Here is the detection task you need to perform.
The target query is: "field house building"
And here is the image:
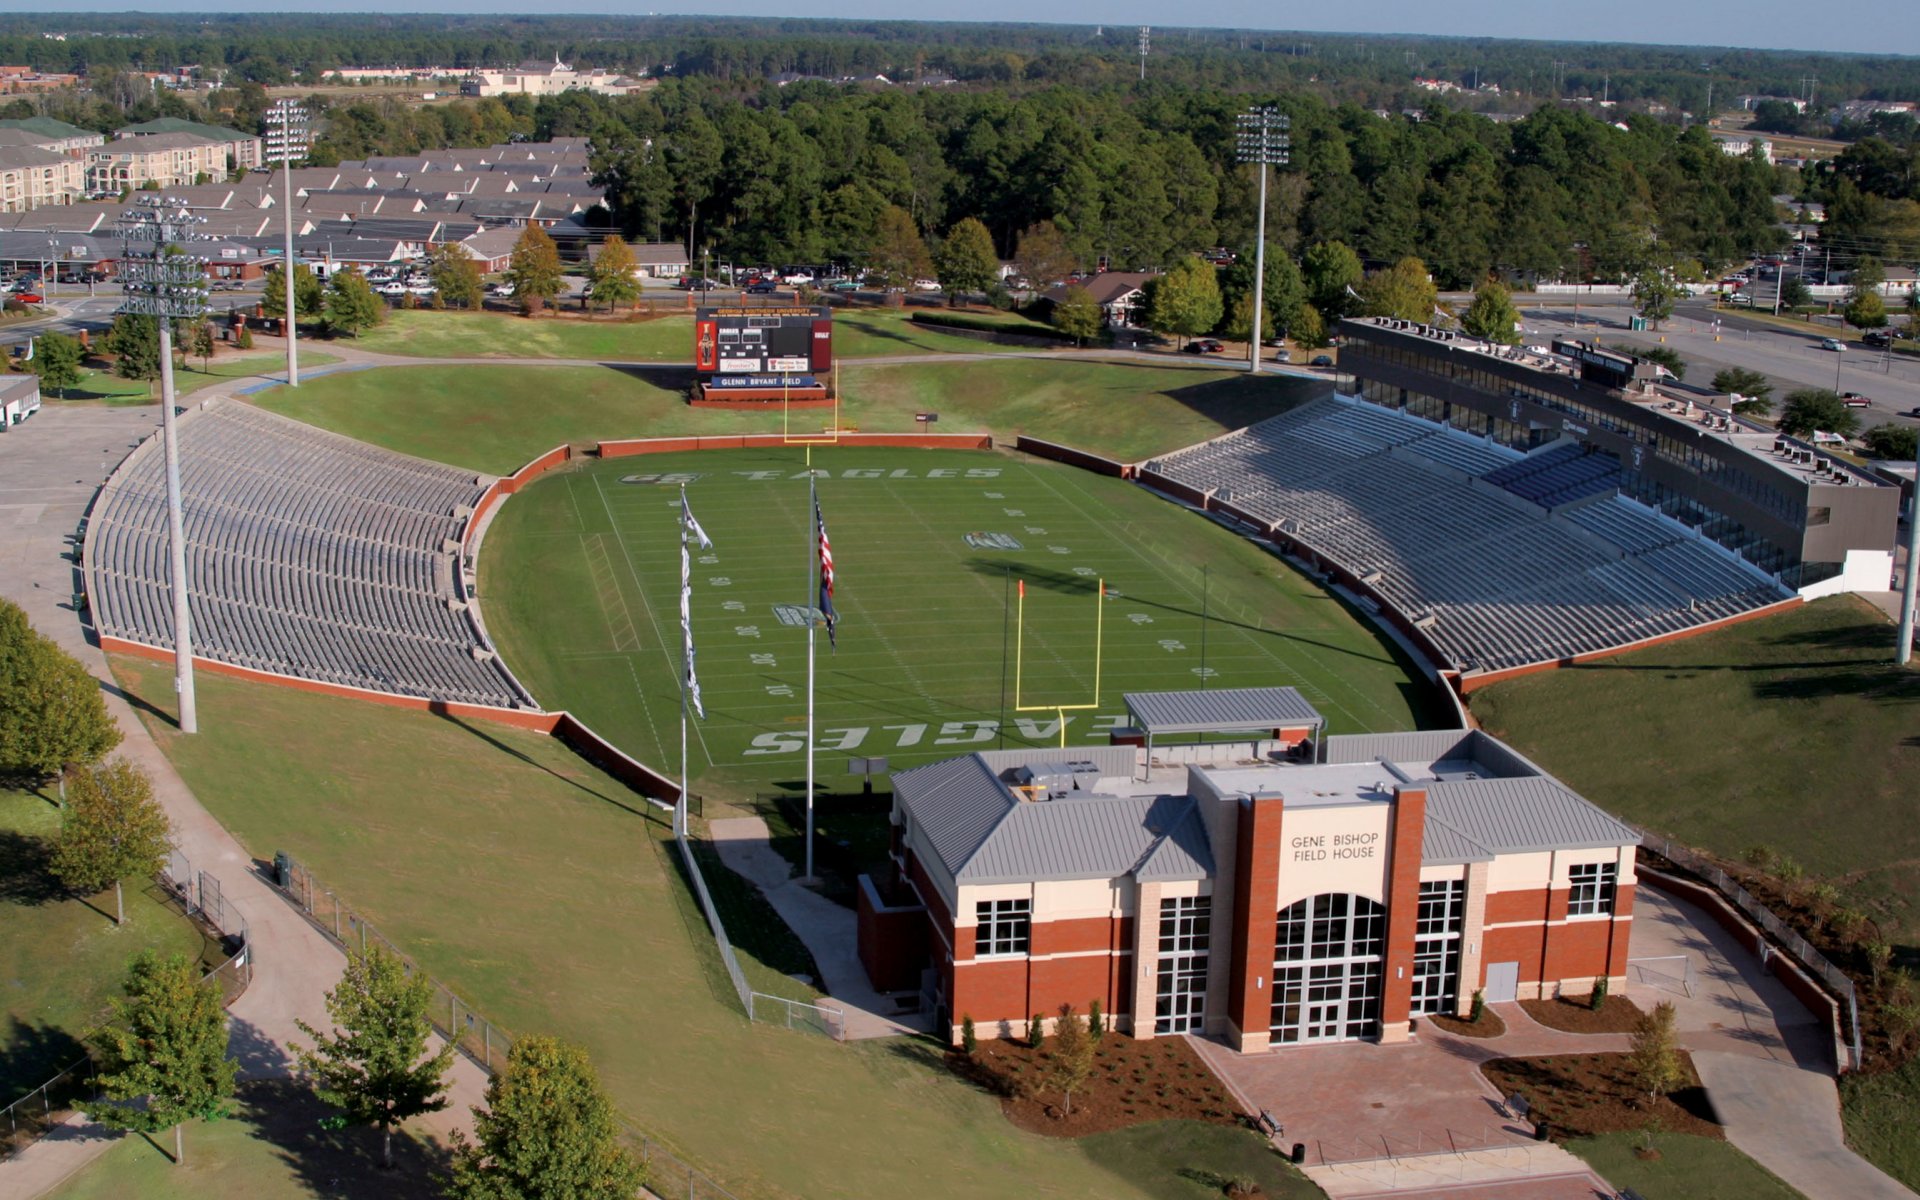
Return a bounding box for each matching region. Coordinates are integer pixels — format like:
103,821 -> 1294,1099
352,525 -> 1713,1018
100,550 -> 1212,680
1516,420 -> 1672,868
857,688 -> 1640,1050
1336,317 -> 1899,595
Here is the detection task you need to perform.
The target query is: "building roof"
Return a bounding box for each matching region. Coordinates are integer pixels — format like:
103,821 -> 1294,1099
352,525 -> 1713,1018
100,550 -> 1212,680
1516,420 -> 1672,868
1044,271 -> 1157,307
1124,687 -> 1324,736
0,144 -> 67,170
0,117 -> 100,141
1422,776 -> 1640,863
119,117 -> 255,144
894,749 -> 1211,886
101,132 -> 221,153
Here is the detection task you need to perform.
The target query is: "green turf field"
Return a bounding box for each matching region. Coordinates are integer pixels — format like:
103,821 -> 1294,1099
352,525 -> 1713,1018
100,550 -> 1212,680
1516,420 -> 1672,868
1469,595 -> 1920,944
0,788 -> 212,1106
248,358 -> 1317,475
342,306 -> 1052,362
1566,1133 -> 1805,1199
101,655 -> 1322,1200
478,446 -> 1445,801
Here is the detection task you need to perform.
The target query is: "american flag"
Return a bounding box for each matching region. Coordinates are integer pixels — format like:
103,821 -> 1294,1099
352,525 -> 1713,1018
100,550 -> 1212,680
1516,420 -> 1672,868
815,490 -> 837,650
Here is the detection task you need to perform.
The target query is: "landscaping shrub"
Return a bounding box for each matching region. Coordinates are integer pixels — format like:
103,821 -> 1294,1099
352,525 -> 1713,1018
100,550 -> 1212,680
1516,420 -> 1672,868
1030,1012 -> 1045,1049
1591,976 -> 1609,1012
1089,999 -> 1105,1043
1471,989 -> 1486,1022
961,1014 -> 976,1056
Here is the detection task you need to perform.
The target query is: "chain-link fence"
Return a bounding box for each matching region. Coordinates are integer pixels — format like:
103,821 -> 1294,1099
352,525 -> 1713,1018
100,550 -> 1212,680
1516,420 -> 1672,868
269,852 -> 746,1199
1639,832 -> 1863,1069
2,852 -> 252,1162
748,992 -> 845,1040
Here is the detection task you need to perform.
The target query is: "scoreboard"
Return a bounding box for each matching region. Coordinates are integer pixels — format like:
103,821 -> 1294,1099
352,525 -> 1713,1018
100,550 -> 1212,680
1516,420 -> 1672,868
694,305 -> 832,377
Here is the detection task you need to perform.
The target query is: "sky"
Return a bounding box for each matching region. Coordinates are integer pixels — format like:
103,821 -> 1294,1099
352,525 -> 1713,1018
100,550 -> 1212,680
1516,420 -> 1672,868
21,0 -> 1918,57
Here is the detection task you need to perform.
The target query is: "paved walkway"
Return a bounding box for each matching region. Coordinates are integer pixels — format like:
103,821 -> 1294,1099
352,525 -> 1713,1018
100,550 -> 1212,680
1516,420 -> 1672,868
0,400 -> 489,1197
707,816 -> 930,1039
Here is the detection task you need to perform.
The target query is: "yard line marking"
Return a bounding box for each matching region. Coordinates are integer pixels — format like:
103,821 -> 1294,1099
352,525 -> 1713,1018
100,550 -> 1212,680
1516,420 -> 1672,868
581,532 -> 642,653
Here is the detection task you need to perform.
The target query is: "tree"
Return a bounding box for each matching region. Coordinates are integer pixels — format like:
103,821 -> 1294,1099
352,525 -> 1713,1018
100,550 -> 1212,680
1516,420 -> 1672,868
1460,280 -> 1521,343
1303,240 -> 1364,322
1627,1000 -> 1684,1105
1632,270 -> 1681,329
1051,284 -> 1101,347
445,1036 -> 645,1200
104,313 -> 160,387
1845,289 -> 1888,330
1638,345 -> 1687,381
1146,255 -> 1223,348
1044,1004 -> 1095,1117
51,759 -> 171,926
1289,302 -> 1329,349
1779,276 -> 1813,310
88,950 -> 236,1165
0,598 -> 121,795
1359,257 -> 1440,324
1014,220 -> 1076,290
291,944 -> 455,1169
505,223 -> 565,314
868,205 -> 932,291
1778,389 -> 1861,439
427,243 -> 484,311
260,262 -> 324,323
1711,367 -> 1773,410
1863,424 -> 1919,461
585,234 -> 639,313
29,331 -> 83,399
189,322 -> 216,373
322,269 -> 385,338
933,217 -> 999,306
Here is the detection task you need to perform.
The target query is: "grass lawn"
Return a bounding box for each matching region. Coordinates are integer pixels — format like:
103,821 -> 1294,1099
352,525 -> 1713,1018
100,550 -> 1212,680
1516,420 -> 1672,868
102,654 -> 1320,1200
1841,1056 -> 1920,1192
0,788 -> 212,1106
247,357 -> 1317,476
1566,1132 -> 1805,1199
38,352 -> 342,405
1468,595 -> 1920,945
479,448 -> 1443,801
336,306 -> 1055,363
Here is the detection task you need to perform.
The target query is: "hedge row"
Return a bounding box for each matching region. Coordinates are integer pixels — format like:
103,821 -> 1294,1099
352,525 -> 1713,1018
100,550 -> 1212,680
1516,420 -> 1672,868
908,310 -> 1078,343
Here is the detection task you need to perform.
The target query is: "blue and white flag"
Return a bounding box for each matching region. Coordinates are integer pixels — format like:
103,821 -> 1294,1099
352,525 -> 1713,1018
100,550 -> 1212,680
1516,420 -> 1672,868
680,486 -> 712,719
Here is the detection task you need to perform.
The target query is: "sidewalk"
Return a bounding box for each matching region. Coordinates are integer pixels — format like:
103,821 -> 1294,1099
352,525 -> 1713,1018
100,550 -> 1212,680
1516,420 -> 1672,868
0,399 -> 489,1197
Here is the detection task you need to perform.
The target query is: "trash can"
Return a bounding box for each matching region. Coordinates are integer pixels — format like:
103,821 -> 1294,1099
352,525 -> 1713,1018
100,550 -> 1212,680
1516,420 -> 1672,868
1533,1121 -> 1550,1142
273,851 -> 290,888
1289,1143 -> 1306,1165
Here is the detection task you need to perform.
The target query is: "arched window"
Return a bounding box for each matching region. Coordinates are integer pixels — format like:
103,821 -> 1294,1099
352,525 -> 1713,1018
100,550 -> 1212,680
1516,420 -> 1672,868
1271,893 -> 1386,1044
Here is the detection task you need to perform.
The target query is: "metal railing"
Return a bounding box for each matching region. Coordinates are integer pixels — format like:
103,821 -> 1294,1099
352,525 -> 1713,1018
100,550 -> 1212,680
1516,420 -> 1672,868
1309,1122 -> 1529,1166
2,852 -> 252,1161
269,852 -> 744,1200
1627,954 -> 1697,999
675,836 -> 753,1014
748,992 -> 845,1040
1639,832 -> 1863,1069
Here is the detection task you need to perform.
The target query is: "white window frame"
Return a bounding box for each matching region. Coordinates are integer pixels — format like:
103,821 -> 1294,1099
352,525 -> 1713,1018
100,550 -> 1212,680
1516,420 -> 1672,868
974,898 -> 1031,958
1566,862 -> 1618,919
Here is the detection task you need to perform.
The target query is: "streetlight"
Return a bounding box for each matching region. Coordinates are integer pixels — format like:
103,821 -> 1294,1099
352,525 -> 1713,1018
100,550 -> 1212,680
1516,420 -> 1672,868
1236,106 -> 1291,375
118,196 -> 210,735
264,99 -> 310,386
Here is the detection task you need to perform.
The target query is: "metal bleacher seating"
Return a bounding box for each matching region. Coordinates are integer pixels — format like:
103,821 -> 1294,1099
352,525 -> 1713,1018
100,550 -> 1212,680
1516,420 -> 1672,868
85,403 -> 531,708
1144,397 -> 1792,674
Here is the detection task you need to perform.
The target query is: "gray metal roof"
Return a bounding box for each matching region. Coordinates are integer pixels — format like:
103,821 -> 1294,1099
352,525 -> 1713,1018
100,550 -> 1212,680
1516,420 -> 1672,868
1419,817 -> 1493,865
1323,729 -> 1474,766
894,751 -> 1211,885
1124,687 -> 1324,736
1423,777 -> 1639,860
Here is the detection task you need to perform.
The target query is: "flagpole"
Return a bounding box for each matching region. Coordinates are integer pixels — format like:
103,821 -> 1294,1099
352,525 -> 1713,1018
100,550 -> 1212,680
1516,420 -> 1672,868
804,474 -> 817,882
678,486 -> 689,841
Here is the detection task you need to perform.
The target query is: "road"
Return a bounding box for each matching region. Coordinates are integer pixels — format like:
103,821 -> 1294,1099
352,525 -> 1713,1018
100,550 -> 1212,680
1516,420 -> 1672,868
0,289 -> 263,350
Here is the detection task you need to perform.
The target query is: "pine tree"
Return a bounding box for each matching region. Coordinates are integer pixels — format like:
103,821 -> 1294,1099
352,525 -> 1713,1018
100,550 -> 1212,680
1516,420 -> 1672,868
292,944 -> 456,1169
104,313 -> 160,387
505,223 -> 566,314
51,759 -> 170,926
323,269 -> 385,338
933,216 -> 999,305
88,950 -> 237,1165
446,1036 -> 645,1200
587,234 -> 641,313
29,330 -> 84,398
427,243 -> 484,311
1051,285 -> 1102,347
1460,280 -> 1521,343
0,598 -> 122,796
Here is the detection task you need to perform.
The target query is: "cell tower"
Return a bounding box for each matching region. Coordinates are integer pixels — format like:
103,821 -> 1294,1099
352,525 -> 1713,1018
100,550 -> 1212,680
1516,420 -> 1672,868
1138,26 -> 1150,81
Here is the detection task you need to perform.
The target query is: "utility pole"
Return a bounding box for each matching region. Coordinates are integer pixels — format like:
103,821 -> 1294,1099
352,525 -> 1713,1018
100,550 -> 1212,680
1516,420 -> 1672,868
1137,26 -> 1150,82
118,197 -> 210,735
1236,106 -> 1291,376
1898,441 -> 1919,665
264,99 -> 309,387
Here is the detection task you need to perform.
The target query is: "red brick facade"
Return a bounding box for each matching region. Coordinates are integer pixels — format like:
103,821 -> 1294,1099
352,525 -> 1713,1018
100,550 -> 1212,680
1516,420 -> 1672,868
1378,788 -> 1428,1038
1227,795 -> 1286,1043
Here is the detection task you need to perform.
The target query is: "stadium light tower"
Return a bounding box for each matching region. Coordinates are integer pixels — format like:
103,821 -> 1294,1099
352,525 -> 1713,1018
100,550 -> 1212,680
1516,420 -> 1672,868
1236,106 -> 1290,375
264,99 -> 310,387
119,197 -> 211,734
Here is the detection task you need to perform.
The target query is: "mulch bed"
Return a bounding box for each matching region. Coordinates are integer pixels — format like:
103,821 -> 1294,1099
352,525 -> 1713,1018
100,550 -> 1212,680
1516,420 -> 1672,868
951,1034 -> 1244,1138
1426,1008 -> 1508,1039
1520,994 -> 1648,1035
1481,1051 -> 1722,1141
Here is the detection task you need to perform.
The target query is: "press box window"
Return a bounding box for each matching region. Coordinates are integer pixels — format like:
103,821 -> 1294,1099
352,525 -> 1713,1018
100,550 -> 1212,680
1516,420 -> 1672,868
975,898 -> 1031,957
1567,863 -> 1618,918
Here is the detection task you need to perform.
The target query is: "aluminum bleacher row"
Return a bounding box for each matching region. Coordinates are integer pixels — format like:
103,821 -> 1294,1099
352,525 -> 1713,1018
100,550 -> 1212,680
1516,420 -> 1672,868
1143,396 -> 1792,674
86,403 -> 532,709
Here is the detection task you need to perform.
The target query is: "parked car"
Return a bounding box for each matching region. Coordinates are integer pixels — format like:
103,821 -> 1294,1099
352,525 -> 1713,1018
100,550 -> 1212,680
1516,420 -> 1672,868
12,291 -> 43,304
376,281 -> 407,298
1309,354 -> 1334,367
488,282 -> 515,298
1820,337 -> 1846,351
912,278 -> 941,292
828,279 -> 861,292
1904,407 -> 1920,418
782,272 -> 814,285
1840,392 -> 1873,408
1183,338 -> 1224,354
406,282 -> 436,297
745,280 -> 779,295
1863,329 -> 1895,348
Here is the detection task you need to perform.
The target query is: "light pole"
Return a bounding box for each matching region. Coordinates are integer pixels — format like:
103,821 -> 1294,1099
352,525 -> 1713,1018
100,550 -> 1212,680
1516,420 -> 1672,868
264,99 -> 310,387
118,197 -> 210,734
1236,106 -> 1291,375
1899,443 -> 1920,665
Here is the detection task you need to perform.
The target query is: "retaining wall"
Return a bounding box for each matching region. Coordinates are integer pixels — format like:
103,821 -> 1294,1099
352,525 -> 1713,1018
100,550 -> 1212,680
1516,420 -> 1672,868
1015,436 -> 1132,478
461,443 -> 573,553
598,432 -> 992,456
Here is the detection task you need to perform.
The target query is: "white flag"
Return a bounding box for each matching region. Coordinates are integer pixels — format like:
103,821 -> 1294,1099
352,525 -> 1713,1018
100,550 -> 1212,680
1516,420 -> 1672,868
680,487 -> 711,720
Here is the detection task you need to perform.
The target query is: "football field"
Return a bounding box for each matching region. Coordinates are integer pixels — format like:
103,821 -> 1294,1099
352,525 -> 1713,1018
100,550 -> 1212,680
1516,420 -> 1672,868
478,446 -> 1445,798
